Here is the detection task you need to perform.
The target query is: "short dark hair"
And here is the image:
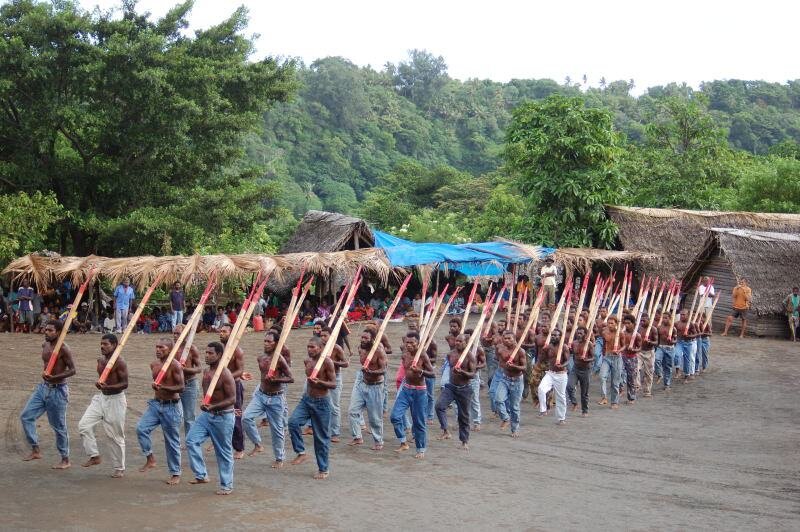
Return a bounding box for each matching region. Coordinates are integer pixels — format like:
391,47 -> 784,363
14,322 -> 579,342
321,326 -> 332,334
207,341 -> 224,355
308,337 -> 324,347
46,319 -> 63,332
449,318 -> 462,327
264,331 -> 279,342
101,333 -> 118,346
405,331 -> 420,341
362,328 -> 376,342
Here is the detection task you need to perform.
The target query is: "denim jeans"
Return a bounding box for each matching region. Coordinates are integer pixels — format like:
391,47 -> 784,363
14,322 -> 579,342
698,337 -> 710,370
469,370 -> 481,425
20,382 -> 70,458
330,372 -> 343,437
390,385 -> 427,453
658,346 -> 675,387
137,399 -> 183,475
488,369 -> 501,413
494,374 -> 523,433
348,380 -> 384,444
350,370 -> 365,428
676,340 -> 694,376
600,355 -> 623,404
114,307 -> 130,331
425,375 -> 436,420
289,394 -> 332,473
435,382 -> 472,443
232,380 -> 244,452
180,378 -> 199,438
186,410 -> 234,492
485,346 -> 498,388
538,371 -> 568,421
593,337 -> 604,373
170,310 -> 184,330
623,356 -> 638,401
654,347 -> 663,379
242,388 -> 286,461
568,366 -> 590,413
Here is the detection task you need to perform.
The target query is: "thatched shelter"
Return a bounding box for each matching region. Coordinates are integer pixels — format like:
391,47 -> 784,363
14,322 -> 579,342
280,210 -> 374,253
607,205 -> 800,280
681,228 -> 800,338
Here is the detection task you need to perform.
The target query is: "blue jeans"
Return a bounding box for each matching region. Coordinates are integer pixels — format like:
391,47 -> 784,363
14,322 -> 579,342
676,340 -> 694,376
469,370 -> 481,425
698,337 -> 710,370
180,378 -> 199,438
289,394 -> 332,473
600,355 -> 623,404
136,399 -> 183,476
242,389 -> 286,462
441,359 -> 451,387
485,346 -> 498,388
390,385 -> 427,453
171,310 -> 184,330
348,380 -> 384,444
488,369 -> 502,413
593,337 -> 604,373
658,346 -> 675,387
20,382 -> 70,458
350,371 -> 365,427
331,372 -> 343,437
494,374 -> 523,433
186,410 -> 234,492
654,347 -> 663,379
425,375 -> 436,420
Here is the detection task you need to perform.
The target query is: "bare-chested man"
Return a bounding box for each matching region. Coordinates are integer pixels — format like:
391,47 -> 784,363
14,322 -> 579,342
20,319 -> 76,468
464,328 -> 486,431
288,337 -> 337,479
638,314 -> 658,397
79,333 -> 129,477
320,326 -> 348,442
567,326 -> 594,417
657,311 -> 677,389
173,323 -> 201,439
186,341 -> 237,495
390,331 -> 434,458
435,334 -> 476,450
494,330 -> 526,437
242,331 -> 293,467
537,328 -> 571,424
219,324 -> 246,459
408,320 -> 438,424
597,316 -> 622,408
137,337 -> 184,484
675,309 -> 699,381
619,314 -> 642,403
347,329 -> 386,449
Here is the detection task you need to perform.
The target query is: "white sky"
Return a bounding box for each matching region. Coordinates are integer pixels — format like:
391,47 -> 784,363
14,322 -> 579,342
85,0 -> 798,94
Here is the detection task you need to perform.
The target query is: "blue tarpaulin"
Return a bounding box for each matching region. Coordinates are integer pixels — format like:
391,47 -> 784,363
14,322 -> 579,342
372,230 -> 554,276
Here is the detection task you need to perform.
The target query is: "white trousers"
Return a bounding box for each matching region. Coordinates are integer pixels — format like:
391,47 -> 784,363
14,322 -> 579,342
79,393 -> 127,471
538,371 -> 568,421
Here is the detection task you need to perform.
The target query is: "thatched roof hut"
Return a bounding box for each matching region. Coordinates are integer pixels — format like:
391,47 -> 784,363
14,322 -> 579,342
681,228 -> 800,337
607,205 -> 800,280
280,210 -> 374,254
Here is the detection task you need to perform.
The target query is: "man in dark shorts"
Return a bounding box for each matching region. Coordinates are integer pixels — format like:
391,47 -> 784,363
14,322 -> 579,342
723,277 -> 752,338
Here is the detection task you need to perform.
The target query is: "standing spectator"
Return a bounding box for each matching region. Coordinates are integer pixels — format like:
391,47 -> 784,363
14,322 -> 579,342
169,281 -> 185,331
113,278 -> 136,333
540,257 -> 558,307
698,277 -> 716,320
784,286 -> 800,341
722,277 -> 752,338
17,279 -> 35,333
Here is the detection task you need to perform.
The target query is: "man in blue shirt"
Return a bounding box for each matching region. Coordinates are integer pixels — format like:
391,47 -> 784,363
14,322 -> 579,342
113,279 -> 136,333
17,279 -> 35,333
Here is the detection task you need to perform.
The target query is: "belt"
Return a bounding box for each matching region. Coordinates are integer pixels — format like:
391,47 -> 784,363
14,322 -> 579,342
365,380 -> 384,386
261,389 -> 284,396
43,382 -> 66,388
156,398 -> 179,404
210,409 -> 233,416
102,391 -> 123,396
403,383 -> 427,390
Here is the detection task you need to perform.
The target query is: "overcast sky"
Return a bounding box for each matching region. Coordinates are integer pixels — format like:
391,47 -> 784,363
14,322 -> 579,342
85,0 -> 798,94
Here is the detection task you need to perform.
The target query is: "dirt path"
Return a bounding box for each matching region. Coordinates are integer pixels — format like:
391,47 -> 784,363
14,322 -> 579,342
0,323 -> 798,531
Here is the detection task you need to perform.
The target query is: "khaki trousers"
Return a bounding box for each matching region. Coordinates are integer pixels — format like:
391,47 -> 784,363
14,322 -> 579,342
639,350 -> 655,396
79,393 -> 127,471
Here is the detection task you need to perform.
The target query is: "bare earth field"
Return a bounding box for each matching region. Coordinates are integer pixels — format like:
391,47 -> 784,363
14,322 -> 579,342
1,321 -> 798,531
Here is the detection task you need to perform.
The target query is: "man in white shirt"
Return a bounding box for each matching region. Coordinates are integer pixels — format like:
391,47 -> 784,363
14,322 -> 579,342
697,277 -> 715,319
540,257 -> 558,307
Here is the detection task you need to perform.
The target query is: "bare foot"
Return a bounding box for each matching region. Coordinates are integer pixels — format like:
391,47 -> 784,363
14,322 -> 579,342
556,420 -> 566,426
570,404 -> 578,412
611,404 -> 619,410
140,455 -> 157,472
394,442 -> 410,453
472,424 -> 481,432
511,431 -> 520,439
581,412 -> 588,418
271,460 -> 284,469
215,489 -> 232,495
313,471 -> 329,480
52,458 -> 71,470
233,450 -> 244,460
258,419 -> 269,428
189,477 -> 210,485
291,454 -> 309,466
248,445 -> 264,457
436,430 -> 451,441
82,456 -> 102,468
165,475 -> 180,485
205,444 -> 214,452
371,444 -> 384,451
499,420 -> 509,431
413,451 -> 425,459
426,419 -> 434,426
111,470 -> 125,478
461,443 -> 469,452
330,436 -> 340,443
302,427 -> 313,436
23,448 -> 42,462
597,398 -> 608,405
347,438 -> 363,446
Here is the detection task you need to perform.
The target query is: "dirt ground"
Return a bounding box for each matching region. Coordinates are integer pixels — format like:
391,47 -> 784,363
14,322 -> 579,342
1,320 -> 798,531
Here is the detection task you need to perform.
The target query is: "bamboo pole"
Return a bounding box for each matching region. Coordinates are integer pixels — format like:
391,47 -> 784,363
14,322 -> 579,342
544,278 -> 573,346
667,284 -> 681,339
644,280 -> 667,340
482,283 -> 507,338
512,288 -> 527,334
311,268 -> 362,380
505,265 -> 516,325
566,274 -> 590,347
418,275 -> 429,327
326,268 -> 345,328
362,273 -> 412,369
504,286 -> 545,364
629,282 -> 652,349
45,268 -> 97,375
581,276 -> 609,358
658,279 -> 677,327
554,289 -> 573,365
419,285 -> 458,359
684,280 -> 702,334
459,281 -> 479,335
613,270 -> 629,351
268,274 -> 314,377
702,292 -> 721,330
99,273 -> 165,383
454,297 -> 494,369
156,275 -> 217,384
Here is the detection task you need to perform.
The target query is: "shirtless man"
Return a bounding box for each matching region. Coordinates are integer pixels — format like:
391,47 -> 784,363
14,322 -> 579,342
537,328 -> 570,424
567,326 -> 594,417
464,328 -> 486,431
592,308 -> 608,374
487,319 -> 507,415
288,337 -> 337,479
408,320 -> 438,424
618,315 -> 642,403
638,314 -> 658,397
390,332 -> 434,458
675,309 -> 699,381
364,322 -> 392,417
219,324 -> 246,459
530,324 -> 550,409
320,326 -> 348,442
435,334 -> 476,450
186,341 -> 237,495
137,337 -> 185,484
494,330 -> 526,437
242,331 -> 293,467
347,329 -> 387,450
173,324 -> 201,439
597,317 -> 623,409
79,334 -> 129,477
20,319 -> 76,468
657,312 -> 677,390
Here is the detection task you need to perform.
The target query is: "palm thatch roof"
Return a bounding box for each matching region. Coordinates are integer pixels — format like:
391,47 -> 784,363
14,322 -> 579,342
280,210 -> 374,254
682,228 -> 800,315
553,248 -> 659,274
606,205 -> 800,279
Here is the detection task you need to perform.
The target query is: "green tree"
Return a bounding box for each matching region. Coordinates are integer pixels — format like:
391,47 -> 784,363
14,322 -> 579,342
0,0 -> 296,256
0,191 -> 64,264
727,156 -> 800,213
504,95 -> 623,247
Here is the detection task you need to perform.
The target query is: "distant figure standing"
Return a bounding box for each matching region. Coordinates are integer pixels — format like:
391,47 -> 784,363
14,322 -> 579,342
540,257 -> 558,307
722,278 -> 752,338
113,279 -> 136,333
169,281 -> 185,331
784,286 -> 800,341
17,279 -> 35,333
697,277 -> 715,320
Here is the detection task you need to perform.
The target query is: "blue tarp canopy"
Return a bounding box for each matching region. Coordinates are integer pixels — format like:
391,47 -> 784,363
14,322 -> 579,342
372,230 -> 554,276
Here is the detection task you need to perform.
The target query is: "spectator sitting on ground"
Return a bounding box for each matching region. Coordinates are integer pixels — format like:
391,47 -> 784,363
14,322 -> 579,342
71,303 -> 92,333
34,307 -> 51,333
201,305 -> 216,332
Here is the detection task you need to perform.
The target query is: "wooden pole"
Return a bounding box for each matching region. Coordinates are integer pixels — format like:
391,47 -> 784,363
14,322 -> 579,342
504,286 -> 545,364
268,274 -> 314,377
45,268 -> 97,375
629,282 -> 652,349
454,296 -> 494,369
554,289 -> 573,365
459,281 -> 479,335
311,269 -> 362,379
702,292 -> 721,330
414,285 -> 458,367
581,276 -> 609,358
512,288 -> 528,334
99,273 -> 165,383
327,268 -> 346,328
613,271 -> 629,351
418,275 -> 429,327
362,273 -> 412,369
482,283 -> 507,338
505,265 -> 516,325
566,274 -> 591,347
544,278 -> 573,347
684,280 -> 702,334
